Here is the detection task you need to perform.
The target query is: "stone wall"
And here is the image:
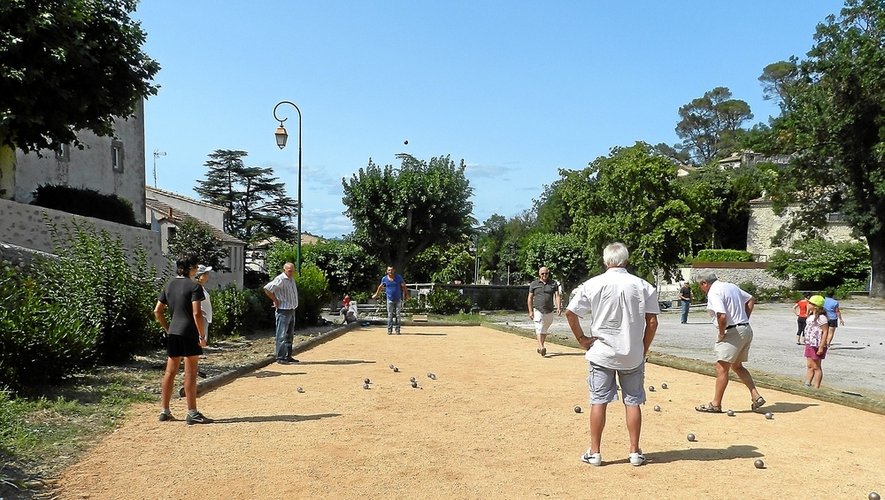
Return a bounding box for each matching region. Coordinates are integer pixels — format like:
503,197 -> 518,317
688,264 -> 792,290
12,100 -> 146,222
0,198 -> 167,273
747,200 -> 860,259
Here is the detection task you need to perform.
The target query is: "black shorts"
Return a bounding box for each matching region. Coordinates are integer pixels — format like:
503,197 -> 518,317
167,333 -> 203,358
827,319 -> 838,328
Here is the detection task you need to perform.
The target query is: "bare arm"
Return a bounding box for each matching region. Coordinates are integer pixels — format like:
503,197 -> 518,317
836,306 -> 844,325
820,323 -> 833,352
565,310 -> 594,350
154,302 -> 169,333
264,288 -> 279,309
716,312 -> 728,342
371,284 -> 384,299
792,302 -> 800,316
526,291 -> 534,320
554,290 -> 562,315
745,297 -> 755,318
192,300 -> 206,347
400,281 -> 409,301
643,313 -> 658,356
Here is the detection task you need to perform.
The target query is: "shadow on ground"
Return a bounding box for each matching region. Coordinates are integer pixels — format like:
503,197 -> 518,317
211,413 -> 342,424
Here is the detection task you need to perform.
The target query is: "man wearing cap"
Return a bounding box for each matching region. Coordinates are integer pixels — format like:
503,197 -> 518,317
694,270 -> 766,414
264,262 -> 300,364
195,264 -> 213,343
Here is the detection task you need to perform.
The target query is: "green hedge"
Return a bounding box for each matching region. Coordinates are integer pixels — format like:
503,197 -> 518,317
426,288 -> 473,315
694,249 -> 754,262
31,184 -> 139,227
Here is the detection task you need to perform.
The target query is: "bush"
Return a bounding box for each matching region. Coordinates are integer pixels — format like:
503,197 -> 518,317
39,219 -> 161,363
769,239 -> 870,291
694,249 -> 754,262
426,288 -> 473,315
208,286 -> 248,339
294,264 -> 330,325
404,296 -> 426,313
0,264 -> 98,390
31,184 -> 139,227
242,288 -> 275,330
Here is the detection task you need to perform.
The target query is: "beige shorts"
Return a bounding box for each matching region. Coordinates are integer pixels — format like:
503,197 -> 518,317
533,310 -> 555,335
714,324 -> 753,363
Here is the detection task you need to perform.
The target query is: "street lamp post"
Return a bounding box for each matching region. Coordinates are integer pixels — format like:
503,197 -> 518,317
272,100 -> 303,274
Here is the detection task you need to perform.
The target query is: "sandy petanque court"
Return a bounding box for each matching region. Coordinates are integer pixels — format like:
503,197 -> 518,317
59,325 -> 884,499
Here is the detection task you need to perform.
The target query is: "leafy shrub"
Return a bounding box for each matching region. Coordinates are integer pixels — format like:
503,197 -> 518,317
242,288 -> 275,329
265,240 -> 298,278
694,249 -> 754,262
31,184 -> 138,226
302,240 -> 381,297
294,264 -> 330,325
244,269 -> 269,289
769,239 -> 870,291
426,288 -> 473,315
168,218 -> 229,272
351,291 -> 373,305
404,296 -> 426,313
0,265 -> 98,390
208,286 -> 248,338
39,219 -> 161,363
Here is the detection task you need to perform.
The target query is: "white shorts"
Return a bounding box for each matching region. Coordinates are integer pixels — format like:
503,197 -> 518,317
533,309 -> 555,335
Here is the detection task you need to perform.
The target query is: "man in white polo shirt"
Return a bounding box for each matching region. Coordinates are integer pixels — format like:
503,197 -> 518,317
693,270 -> 766,414
565,242 -> 659,467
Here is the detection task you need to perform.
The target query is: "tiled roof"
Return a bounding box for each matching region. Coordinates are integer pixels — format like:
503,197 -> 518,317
146,198 -> 245,245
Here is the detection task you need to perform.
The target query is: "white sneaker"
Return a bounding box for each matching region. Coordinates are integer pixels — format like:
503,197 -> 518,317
628,451 -> 647,466
580,451 -> 602,466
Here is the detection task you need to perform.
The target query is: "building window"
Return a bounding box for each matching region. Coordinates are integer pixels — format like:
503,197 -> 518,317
111,140 -> 124,172
55,143 -> 71,162
167,226 -> 177,243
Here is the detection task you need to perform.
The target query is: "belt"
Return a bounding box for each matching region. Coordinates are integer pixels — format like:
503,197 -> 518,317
726,322 -> 749,329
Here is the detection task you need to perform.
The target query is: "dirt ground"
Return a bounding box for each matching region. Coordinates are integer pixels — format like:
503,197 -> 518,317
57,325 -> 884,499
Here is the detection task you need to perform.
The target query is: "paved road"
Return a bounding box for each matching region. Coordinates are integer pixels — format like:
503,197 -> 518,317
489,298 -> 885,399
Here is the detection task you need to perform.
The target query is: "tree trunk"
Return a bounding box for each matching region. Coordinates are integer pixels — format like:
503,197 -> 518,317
868,233 -> 885,298
0,143 -> 15,200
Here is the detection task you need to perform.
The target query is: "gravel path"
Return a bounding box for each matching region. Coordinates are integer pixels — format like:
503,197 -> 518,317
486,298 -> 885,399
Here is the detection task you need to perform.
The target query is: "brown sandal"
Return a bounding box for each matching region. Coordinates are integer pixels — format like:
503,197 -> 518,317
695,402 -> 722,413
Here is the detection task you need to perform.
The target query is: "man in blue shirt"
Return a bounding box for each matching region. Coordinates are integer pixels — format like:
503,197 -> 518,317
372,266 -> 409,335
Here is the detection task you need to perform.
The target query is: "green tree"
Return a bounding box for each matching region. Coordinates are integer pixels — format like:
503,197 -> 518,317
679,164 -> 768,250
167,218 -> 230,271
560,142 -> 705,281
520,233 -> 588,291
763,0 -> 885,297
675,87 -> 754,164
342,155 -> 475,273
0,0 -> 159,154
302,239 -> 381,297
194,149 -> 297,243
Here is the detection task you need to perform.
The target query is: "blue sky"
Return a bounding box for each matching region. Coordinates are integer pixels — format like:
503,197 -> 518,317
135,1 -> 843,239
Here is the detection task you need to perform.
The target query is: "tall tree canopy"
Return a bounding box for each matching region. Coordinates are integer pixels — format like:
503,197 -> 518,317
558,142 -> 704,281
342,155 -> 475,273
0,0 -> 159,152
675,87 -> 754,165
194,149 -> 297,243
763,0 -> 885,297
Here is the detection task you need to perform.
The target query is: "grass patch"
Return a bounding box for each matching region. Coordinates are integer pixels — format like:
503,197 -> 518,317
1,375 -> 157,497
